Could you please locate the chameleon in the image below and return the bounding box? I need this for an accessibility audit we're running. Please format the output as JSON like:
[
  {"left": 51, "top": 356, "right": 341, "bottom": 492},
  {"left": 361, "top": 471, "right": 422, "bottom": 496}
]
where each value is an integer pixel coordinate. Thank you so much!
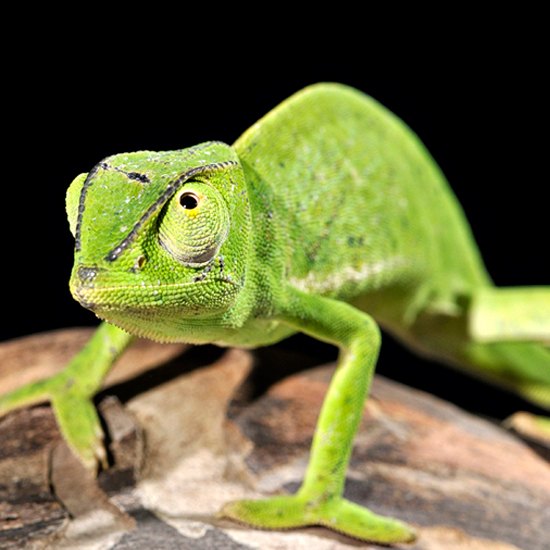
[{"left": 1, "top": 83, "right": 549, "bottom": 544}]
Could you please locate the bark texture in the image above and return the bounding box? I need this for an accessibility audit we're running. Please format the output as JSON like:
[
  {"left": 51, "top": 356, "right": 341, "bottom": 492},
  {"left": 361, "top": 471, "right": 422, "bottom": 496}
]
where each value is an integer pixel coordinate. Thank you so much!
[{"left": 0, "top": 329, "right": 548, "bottom": 549}]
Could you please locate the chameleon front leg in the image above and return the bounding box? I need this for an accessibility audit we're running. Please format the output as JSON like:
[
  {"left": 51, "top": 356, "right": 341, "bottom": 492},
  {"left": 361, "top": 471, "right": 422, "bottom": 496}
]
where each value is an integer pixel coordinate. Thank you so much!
[
  {"left": 221, "top": 289, "right": 416, "bottom": 543},
  {"left": 0, "top": 322, "right": 133, "bottom": 470}
]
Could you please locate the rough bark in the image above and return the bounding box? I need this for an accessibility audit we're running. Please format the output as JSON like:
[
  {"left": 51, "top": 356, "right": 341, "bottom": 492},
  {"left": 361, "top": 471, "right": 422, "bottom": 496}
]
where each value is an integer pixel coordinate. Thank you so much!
[{"left": 0, "top": 329, "right": 548, "bottom": 549}]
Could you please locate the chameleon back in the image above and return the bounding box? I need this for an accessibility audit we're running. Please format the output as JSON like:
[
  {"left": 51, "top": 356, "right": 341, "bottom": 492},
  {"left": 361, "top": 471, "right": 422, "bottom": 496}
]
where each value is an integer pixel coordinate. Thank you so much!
[{"left": 235, "top": 83, "right": 491, "bottom": 326}]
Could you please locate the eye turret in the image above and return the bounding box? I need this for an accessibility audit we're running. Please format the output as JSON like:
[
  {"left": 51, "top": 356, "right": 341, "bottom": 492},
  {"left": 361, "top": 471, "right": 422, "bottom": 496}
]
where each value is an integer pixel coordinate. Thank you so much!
[{"left": 158, "top": 182, "right": 230, "bottom": 267}]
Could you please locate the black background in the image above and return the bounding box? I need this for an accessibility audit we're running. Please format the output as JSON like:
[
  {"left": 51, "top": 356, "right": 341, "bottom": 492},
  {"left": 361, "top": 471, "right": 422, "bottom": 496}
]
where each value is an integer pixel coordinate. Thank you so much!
[{"left": 2, "top": 30, "right": 548, "bottom": 418}]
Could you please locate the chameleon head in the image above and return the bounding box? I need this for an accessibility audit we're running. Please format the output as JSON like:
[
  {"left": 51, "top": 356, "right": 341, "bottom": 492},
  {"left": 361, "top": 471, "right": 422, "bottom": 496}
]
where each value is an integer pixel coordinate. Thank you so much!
[{"left": 66, "top": 141, "right": 251, "bottom": 341}]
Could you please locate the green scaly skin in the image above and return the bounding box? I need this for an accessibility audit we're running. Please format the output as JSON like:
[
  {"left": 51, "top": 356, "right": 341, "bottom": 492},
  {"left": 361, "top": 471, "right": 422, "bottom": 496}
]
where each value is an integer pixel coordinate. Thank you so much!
[{"left": 1, "top": 84, "right": 549, "bottom": 544}]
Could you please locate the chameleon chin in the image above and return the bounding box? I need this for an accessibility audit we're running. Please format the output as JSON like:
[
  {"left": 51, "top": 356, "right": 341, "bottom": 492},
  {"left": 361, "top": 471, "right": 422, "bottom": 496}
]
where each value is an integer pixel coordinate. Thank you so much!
[{"left": 1, "top": 83, "right": 549, "bottom": 544}]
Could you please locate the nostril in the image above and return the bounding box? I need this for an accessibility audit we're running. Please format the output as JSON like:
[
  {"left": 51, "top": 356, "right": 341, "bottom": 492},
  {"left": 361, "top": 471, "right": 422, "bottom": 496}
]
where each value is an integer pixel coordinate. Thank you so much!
[
  {"left": 133, "top": 255, "right": 147, "bottom": 271},
  {"left": 78, "top": 266, "right": 98, "bottom": 283}
]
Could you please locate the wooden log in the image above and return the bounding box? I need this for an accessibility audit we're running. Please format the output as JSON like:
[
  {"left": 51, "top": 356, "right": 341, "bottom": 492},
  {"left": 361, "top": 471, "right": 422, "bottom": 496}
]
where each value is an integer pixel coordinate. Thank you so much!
[{"left": 0, "top": 329, "right": 548, "bottom": 549}]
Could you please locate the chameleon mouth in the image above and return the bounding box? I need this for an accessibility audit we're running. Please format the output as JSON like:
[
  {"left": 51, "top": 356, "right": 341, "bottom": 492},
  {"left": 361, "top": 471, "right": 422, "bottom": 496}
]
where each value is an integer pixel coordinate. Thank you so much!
[
  {"left": 70, "top": 261, "right": 242, "bottom": 321},
  {"left": 71, "top": 284, "right": 118, "bottom": 313},
  {"left": 71, "top": 276, "right": 241, "bottom": 316},
  {"left": 73, "top": 293, "right": 99, "bottom": 312},
  {"left": 69, "top": 264, "right": 167, "bottom": 312},
  {"left": 71, "top": 283, "right": 166, "bottom": 313}
]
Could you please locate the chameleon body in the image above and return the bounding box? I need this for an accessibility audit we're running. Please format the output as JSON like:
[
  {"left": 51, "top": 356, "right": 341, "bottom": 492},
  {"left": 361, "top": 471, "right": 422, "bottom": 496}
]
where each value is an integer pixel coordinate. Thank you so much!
[{"left": 1, "top": 84, "right": 549, "bottom": 543}]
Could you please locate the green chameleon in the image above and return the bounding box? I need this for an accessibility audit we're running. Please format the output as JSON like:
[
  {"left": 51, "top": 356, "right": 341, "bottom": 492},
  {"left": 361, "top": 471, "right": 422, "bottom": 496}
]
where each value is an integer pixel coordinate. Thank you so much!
[{"left": 1, "top": 83, "right": 549, "bottom": 544}]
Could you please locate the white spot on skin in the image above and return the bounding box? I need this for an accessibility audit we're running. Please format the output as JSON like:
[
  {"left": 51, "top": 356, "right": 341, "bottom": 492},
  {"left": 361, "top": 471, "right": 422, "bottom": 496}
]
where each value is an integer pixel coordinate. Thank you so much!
[{"left": 289, "top": 257, "right": 409, "bottom": 294}]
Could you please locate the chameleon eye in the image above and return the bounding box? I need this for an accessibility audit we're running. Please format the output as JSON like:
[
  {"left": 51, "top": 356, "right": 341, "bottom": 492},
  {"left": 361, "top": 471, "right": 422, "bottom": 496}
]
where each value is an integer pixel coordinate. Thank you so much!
[
  {"left": 179, "top": 192, "right": 199, "bottom": 210},
  {"left": 159, "top": 183, "right": 230, "bottom": 267}
]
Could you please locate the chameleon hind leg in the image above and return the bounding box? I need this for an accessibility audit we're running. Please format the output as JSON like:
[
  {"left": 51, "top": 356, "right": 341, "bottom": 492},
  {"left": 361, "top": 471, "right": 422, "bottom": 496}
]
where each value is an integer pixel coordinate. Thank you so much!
[
  {"left": 0, "top": 322, "right": 133, "bottom": 470},
  {"left": 221, "top": 290, "right": 416, "bottom": 543},
  {"left": 470, "top": 286, "right": 550, "bottom": 443},
  {"left": 471, "top": 286, "right": 550, "bottom": 345}
]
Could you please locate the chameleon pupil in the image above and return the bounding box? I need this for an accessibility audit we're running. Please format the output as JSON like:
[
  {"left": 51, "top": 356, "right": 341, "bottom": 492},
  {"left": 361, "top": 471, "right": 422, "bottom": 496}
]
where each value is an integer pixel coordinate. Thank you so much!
[{"left": 180, "top": 192, "right": 199, "bottom": 210}]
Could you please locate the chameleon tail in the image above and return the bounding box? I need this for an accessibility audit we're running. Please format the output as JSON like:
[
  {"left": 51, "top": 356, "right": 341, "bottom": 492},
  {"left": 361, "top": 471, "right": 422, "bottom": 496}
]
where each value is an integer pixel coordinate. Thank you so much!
[{"left": 463, "top": 340, "right": 550, "bottom": 410}]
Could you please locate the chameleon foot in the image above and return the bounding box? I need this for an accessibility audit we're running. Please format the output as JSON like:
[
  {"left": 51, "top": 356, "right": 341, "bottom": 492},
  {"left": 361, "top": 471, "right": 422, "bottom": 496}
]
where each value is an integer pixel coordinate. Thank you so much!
[
  {"left": 0, "top": 375, "right": 106, "bottom": 471},
  {"left": 219, "top": 495, "right": 416, "bottom": 543}
]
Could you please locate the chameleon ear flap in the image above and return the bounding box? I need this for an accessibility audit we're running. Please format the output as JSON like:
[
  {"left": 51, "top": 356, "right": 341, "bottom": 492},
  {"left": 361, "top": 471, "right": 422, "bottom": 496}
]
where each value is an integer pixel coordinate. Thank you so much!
[{"left": 66, "top": 173, "right": 88, "bottom": 238}]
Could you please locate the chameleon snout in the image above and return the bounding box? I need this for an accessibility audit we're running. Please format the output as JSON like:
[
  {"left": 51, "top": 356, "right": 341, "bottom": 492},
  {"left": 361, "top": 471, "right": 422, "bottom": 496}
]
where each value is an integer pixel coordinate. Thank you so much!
[{"left": 70, "top": 265, "right": 103, "bottom": 311}]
